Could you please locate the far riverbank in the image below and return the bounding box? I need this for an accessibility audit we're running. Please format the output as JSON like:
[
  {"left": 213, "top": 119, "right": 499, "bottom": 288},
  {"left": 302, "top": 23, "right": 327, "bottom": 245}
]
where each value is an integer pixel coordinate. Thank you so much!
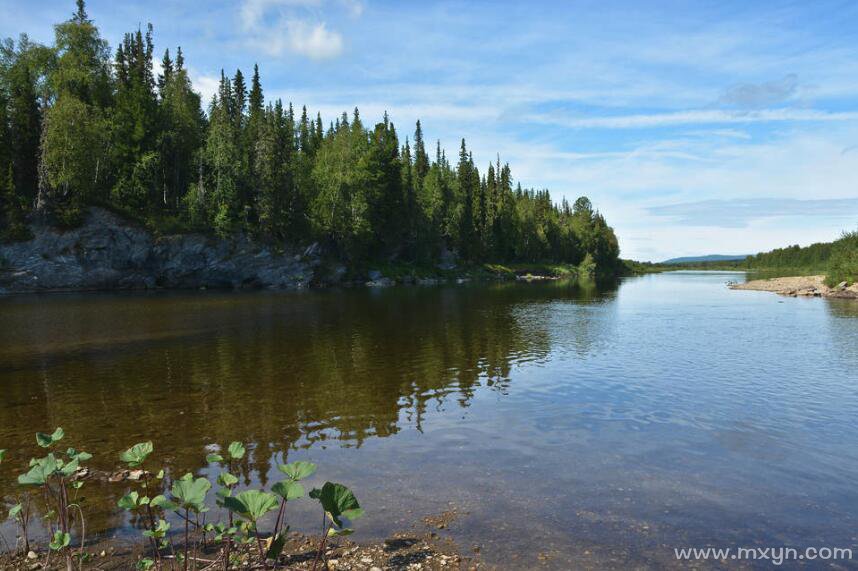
[{"left": 730, "top": 274, "right": 858, "bottom": 299}]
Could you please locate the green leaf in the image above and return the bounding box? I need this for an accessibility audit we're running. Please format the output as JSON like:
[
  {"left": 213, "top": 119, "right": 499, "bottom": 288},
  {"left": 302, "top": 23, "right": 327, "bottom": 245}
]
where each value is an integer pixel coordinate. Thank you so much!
[
  {"left": 206, "top": 453, "right": 224, "bottom": 464},
  {"left": 67, "top": 448, "right": 92, "bottom": 462},
  {"left": 120, "top": 442, "right": 153, "bottom": 468},
  {"left": 171, "top": 476, "right": 211, "bottom": 512},
  {"left": 0, "top": 449, "right": 6, "bottom": 463},
  {"left": 72, "top": 481, "right": 84, "bottom": 490},
  {"left": 227, "top": 442, "right": 246, "bottom": 460},
  {"left": 218, "top": 472, "right": 239, "bottom": 487},
  {"left": 136, "top": 558, "right": 155, "bottom": 570},
  {"left": 8, "top": 504, "right": 22, "bottom": 520},
  {"left": 327, "top": 527, "right": 354, "bottom": 537},
  {"left": 118, "top": 491, "right": 140, "bottom": 510},
  {"left": 49, "top": 530, "right": 71, "bottom": 550},
  {"left": 272, "top": 480, "right": 304, "bottom": 501},
  {"left": 150, "top": 495, "right": 178, "bottom": 511},
  {"left": 223, "top": 490, "right": 279, "bottom": 523},
  {"left": 142, "top": 519, "right": 170, "bottom": 539},
  {"left": 309, "top": 482, "right": 363, "bottom": 528},
  {"left": 18, "top": 454, "right": 58, "bottom": 486},
  {"left": 278, "top": 461, "right": 317, "bottom": 481},
  {"left": 59, "top": 456, "right": 80, "bottom": 477},
  {"left": 155, "top": 469, "right": 165, "bottom": 480},
  {"left": 36, "top": 428, "right": 65, "bottom": 448},
  {"left": 266, "top": 532, "right": 287, "bottom": 560}
]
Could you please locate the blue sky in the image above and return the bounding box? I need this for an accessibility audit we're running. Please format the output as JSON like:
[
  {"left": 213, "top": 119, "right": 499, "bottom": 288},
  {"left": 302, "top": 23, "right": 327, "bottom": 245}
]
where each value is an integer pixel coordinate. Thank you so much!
[{"left": 3, "top": 0, "right": 858, "bottom": 261}]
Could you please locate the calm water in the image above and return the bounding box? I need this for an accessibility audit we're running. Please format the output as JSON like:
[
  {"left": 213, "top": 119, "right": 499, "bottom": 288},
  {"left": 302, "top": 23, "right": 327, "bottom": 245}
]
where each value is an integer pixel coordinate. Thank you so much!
[{"left": 2, "top": 272, "right": 858, "bottom": 568}]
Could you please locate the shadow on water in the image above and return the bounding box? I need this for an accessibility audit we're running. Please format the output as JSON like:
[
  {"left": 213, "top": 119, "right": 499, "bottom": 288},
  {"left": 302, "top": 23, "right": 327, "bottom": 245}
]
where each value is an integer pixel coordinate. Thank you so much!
[{"left": 0, "top": 280, "right": 613, "bottom": 544}]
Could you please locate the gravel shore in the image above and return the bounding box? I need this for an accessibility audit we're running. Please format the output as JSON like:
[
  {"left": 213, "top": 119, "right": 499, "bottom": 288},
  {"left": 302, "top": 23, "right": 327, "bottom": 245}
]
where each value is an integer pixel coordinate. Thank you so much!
[{"left": 729, "top": 275, "right": 858, "bottom": 299}]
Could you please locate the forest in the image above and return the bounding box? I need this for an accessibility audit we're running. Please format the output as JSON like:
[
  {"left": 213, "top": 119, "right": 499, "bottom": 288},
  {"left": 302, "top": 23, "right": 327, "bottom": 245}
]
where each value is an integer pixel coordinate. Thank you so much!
[{"left": 0, "top": 1, "right": 622, "bottom": 276}]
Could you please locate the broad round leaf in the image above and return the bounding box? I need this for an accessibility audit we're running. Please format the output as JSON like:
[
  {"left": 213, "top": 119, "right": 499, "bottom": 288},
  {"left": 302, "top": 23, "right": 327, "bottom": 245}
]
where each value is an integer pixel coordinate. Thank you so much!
[
  {"left": 223, "top": 490, "right": 279, "bottom": 522},
  {"left": 120, "top": 442, "right": 154, "bottom": 468},
  {"left": 8, "top": 504, "right": 22, "bottom": 520},
  {"left": 227, "top": 442, "right": 246, "bottom": 460},
  {"left": 118, "top": 491, "right": 140, "bottom": 510},
  {"left": 36, "top": 428, "right": 65, "bottom": 448},
  {"left": 272, "top": 480, "right": 304, "bottom": 501},
  {"left": 18, "top": 454, "right": 58, "bottom": 486},
  {"left": 217, "top": 471, "right": 239, "bottom": 487},
  {"left": 309, "top": 482, "right": 363, "bottom": 528},
  {"left": 171, "top": 476, "right": 211, "bottom": 512},
  {"left": 278, "top": 461, "right": 317, "bottom": 481},
  {"left": 150, "top": 495, "right": 178, "bottom": 511},
  {"left": 206, "top": 453, "right": 224, "bottom": 464}
]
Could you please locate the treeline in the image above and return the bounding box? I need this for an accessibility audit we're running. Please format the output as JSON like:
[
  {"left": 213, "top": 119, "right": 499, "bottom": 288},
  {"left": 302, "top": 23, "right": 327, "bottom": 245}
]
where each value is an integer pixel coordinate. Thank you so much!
[
  {"left": 749, "top": 232, "right": 857, "bottom": 286},
  {"left": 0, "top": 1, "right": 621, "bottom": 274},
  {"left": 746, "top": 241, "right": 834, "bottom": 270}
]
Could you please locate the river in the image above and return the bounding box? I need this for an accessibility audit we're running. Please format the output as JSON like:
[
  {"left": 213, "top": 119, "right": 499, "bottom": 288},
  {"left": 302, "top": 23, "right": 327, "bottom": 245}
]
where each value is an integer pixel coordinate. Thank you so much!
[{"left": 1, "top": 271, "right": 857, "bottom": 568}]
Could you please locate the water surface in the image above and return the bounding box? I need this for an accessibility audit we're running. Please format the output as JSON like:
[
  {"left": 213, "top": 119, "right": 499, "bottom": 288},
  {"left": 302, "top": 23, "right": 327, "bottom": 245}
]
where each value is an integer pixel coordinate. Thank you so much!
[{"left": 2, "top": 272, "right": 857, "bottom": 568}]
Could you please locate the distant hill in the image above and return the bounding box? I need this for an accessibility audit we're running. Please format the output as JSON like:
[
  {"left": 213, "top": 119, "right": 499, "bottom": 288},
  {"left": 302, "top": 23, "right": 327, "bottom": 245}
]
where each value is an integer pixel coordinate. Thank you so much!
[{"left": 662, "top": 254, "right": 750, "bottom": 265}]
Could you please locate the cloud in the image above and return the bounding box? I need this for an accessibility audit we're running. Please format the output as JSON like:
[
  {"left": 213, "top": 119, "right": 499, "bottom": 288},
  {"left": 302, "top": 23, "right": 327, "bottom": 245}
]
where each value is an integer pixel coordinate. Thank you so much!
[
  {"left": 523, "top": 108, "right": 858, "bottom": 130},
  {"left": 284, "top": 19, "right": 343, "bottom": 60},
  {"left": 188, "top": 68, "right": 220, "bottom": 106},
  {"left": 717, "top": 74, "right": 800, "bottom": 109},
  {"left": 646, "top": 198, "right": 858, "bottom": 228},
  {"left": 240, "top": 0, "right": 321, "bottom": 29},
  {"left": 239, "top": 0, "right": 351, "bottom": 60}
]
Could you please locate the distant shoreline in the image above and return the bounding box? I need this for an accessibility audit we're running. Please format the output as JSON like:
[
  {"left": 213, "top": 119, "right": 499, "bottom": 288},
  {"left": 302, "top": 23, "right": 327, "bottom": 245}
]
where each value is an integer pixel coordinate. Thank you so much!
[{"left": 729, "top": 275, "right": 858, "bottom": 299}]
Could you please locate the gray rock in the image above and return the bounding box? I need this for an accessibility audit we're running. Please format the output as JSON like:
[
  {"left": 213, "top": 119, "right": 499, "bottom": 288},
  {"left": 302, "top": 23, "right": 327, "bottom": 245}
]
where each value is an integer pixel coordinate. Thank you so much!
[
  {"left": 367, "top": 269, "right": 383, "bottom": 281},
  {"left": 0, "top": 208, "right": 318, "bottom": 294},
  {"left": 365, "top": 277, "right": 394, "bottom": 287}
]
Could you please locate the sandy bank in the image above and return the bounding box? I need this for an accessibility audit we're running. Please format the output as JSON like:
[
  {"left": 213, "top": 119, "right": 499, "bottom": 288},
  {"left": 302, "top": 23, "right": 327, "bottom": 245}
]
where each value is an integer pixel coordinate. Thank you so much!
[{"left": 729, "top": 275, "right": 858, "bottom": 299}]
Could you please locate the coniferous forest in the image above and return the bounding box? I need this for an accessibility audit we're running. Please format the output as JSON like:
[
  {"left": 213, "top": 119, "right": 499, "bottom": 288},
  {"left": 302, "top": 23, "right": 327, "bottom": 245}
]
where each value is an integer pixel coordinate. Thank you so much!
[{"left": 0, "top": 1, "right": 621, "bottom": 275}]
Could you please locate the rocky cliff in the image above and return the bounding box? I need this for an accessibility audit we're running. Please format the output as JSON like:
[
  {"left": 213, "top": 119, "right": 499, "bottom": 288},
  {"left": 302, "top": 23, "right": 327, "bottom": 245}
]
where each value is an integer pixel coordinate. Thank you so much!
[{"left": 0, "top": 208, "right": 318, "bottom": 293}]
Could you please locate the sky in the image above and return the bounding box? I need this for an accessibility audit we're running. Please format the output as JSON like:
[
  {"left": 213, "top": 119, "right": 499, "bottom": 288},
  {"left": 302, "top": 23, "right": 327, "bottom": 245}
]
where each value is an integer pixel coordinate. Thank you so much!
[{"left": 2, "top": 0, "right": 858, "bottom": 261}]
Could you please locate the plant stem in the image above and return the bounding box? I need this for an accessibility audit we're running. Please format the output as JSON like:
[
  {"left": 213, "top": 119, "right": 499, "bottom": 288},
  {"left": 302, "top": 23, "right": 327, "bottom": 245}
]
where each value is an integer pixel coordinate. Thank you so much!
[{"left": 184, "top": 508, "right": 190, "bottom": 571}]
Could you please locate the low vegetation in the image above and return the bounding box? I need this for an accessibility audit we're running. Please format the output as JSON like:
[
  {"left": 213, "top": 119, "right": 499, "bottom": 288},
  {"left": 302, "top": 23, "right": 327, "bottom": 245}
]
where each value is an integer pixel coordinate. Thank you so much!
[{"left": 2, "top": 429, "right": 363, "bottom": 570}]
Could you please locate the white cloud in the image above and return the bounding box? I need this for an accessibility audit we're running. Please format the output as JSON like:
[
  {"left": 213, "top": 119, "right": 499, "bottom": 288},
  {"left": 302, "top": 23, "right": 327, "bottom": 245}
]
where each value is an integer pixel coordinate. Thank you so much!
[
  {"left": 285, "top": 19, "right": 343, "bottom": 60},
  {"left": 188, "top": 68, "right": 220, "bottom": 106},
  {"left": 239, "top": 0, "right": 351, "bottom": 60},
  {"left": 523, "top": 108, "right": 858, "bottom": 130}
]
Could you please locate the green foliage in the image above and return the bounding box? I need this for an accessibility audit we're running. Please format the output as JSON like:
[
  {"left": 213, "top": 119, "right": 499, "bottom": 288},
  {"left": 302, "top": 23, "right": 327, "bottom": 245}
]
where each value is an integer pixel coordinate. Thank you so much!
[
  {"left": 309, "top": 482, "right": 364, "bottom": 529},
  {"left": 278, "top": 460, "right": 316, "bottom": 481},
  {"left": 2, "top": 1, "right": 623, "bottom": 275},
  {"left": 36, "top": 427, "right": 65, "bottom": 447},
  {"left": 170, "top": 473, "right": 211, "bottom": 512},
  {"left": 272, "top": 479, "right": 304, "bottom": 500},
  {"left": 227, "top": 441, "right": 246, "bottom": 460},
  {"left": 120, "top": 441, "right": 153, "bottom": 467},
  {"left": 5, "top": 428, "right": 363, "bottom": 568},
  {"left": 826, "top": 230, "right": 858, "bottom": 286},
  {"left": 223, "top": 490, "right": 279, "bottom": 523},
  {"left": 50, "top": 530, "right": 71, "bottom": 551}
]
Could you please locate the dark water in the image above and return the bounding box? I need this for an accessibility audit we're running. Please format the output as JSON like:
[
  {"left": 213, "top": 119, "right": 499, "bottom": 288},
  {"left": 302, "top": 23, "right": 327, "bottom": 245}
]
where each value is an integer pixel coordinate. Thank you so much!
[{"left": 1, "top": 272, "right": 858, "bottom": 568}]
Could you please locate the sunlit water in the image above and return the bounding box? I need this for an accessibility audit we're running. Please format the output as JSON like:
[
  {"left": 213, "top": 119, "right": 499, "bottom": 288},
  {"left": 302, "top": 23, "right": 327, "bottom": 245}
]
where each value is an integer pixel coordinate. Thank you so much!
[{"left": 1, "top": 271, "right": 857, "bottom": 568}]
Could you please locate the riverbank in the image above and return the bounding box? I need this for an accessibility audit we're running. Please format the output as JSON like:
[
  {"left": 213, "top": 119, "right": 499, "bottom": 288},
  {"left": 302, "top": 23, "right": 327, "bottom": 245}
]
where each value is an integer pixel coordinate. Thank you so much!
[
  {"left": 729, "top": 275, "right": 858, "bottom": 299},
  {"left": 0, "top": 527, "right": 474, "bottom": 570},
  {"left": 0, "top": 207, "right": 586, "bottom": 295}
]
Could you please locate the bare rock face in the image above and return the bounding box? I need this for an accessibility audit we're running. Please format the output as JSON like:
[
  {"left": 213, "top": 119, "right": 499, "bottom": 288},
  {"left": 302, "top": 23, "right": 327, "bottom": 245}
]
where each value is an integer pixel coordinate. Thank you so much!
[{"left": 0, "top": 208, "right": 318, "bottom": 294}]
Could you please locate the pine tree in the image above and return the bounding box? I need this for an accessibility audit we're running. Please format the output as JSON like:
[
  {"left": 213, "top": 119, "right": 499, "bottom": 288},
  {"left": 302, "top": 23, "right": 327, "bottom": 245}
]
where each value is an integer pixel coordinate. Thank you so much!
[
  {"left": 413, "top": 120, "right": 429, "bottom": 186},
  {"left": 8, "top": 58, "right": 41, "bottom": 209}
]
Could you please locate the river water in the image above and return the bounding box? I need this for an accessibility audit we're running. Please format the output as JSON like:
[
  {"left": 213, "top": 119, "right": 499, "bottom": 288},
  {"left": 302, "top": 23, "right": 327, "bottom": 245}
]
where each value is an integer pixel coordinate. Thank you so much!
[{"left": 1, "top": 271, "right": 857, "bottom": 568}]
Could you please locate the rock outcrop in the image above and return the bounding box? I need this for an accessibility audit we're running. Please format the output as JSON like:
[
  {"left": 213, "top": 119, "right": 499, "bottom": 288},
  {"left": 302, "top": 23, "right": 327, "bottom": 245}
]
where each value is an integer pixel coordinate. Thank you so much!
[{"left": 0, "top": 208, "right": 318, "bottom": 294}]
